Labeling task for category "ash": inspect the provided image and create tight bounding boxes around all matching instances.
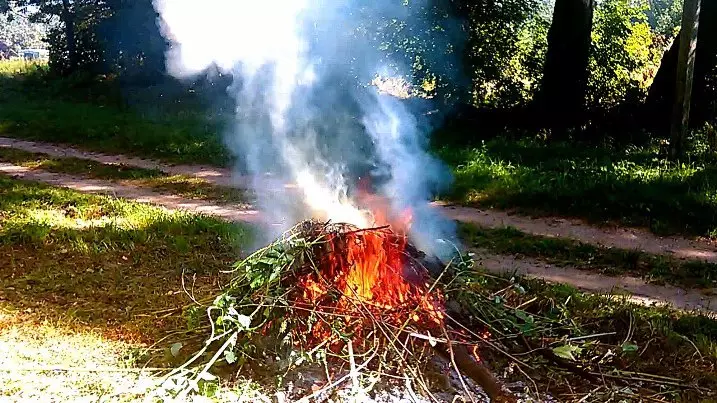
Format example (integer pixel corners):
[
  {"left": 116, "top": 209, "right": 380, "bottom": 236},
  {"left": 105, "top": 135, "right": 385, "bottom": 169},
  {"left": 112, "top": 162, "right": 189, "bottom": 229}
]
[{"left": 269, "top": 355, "right": 550, "bottom": 403}]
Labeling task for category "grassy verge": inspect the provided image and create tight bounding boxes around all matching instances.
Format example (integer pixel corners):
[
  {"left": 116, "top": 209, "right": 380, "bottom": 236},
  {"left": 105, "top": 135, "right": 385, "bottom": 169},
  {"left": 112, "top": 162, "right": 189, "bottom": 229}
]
[
  {"left": 460, "top": 222, "right": 717, "bottom": 288},
  {"left": 0, "top": 61, "right": 231, "bottom": 166},
  {"left": 437, "top": 139, "right": 717, "bottom": 238},
  {"left": 0, "top": 147, "right": 251, "bottom": 204},
  {"left": 0, "top": 174, "right": 253, "bottom": 401}
]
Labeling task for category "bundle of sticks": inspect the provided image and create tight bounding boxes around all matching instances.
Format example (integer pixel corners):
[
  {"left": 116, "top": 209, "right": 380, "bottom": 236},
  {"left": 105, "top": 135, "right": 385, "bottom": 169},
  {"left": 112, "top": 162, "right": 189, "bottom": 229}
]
[{"left": 202, "top": 221, "right": 516, "bottom": 402}]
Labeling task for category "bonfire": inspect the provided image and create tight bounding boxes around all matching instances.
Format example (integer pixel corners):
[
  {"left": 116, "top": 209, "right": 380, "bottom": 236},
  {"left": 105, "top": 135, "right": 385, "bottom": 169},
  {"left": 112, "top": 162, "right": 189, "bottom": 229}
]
[{"left": 166, "top": 216, "right": 517, "bottom": 402}]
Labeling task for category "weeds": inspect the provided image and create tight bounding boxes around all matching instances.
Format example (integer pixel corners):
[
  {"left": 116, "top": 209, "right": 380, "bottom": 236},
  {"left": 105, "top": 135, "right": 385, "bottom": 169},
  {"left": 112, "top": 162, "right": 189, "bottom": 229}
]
[{"left": 456, "top": 263, "right": 717, "bottom": 400}]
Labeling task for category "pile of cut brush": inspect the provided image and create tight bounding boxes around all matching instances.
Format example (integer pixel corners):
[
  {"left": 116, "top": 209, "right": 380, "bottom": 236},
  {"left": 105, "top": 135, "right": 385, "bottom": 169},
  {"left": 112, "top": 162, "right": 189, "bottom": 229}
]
[{"left": 165, "top": 220, "right": 516, "bottom": 402}]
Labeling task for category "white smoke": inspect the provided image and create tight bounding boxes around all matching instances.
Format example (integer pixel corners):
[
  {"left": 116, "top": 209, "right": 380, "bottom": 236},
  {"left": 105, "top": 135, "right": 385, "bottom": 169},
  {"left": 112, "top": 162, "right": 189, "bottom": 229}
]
[{"left": 153, "top": 0, "right": 457, "bottom": 258}]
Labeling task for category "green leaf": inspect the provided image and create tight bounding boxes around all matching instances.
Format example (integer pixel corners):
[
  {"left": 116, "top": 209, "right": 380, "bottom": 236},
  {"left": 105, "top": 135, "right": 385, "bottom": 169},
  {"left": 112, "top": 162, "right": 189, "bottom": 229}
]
[
  {"left": 170, "top": 342, "right": 183, "bottom": 357},
  {"left": 514, "top": 309, "right": 533, "bottom": 323},
  {"left": 224, "top": 350, "right": 237, "bottom": 364},
  {"left": 552, "top": 344, "right": 582, "bottom": 361},
  {"left": 519, "top": 322, "right": 535, "bottom": 335},
  {"left": 621, "top": 342, "right": 638, "bottom": 353}
]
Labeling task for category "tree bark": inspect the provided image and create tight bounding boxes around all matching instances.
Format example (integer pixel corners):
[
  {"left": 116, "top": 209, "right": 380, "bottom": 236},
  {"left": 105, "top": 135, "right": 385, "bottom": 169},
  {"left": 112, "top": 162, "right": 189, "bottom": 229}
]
[
  {"left": 61, "top": 0, "right": 78, "bottom": 71},
  {"left": 536, "top": 0, "right": 595, "bottom": 138},
  {"left": 669, "top": 0, "right": 701, "bottom": 159},
  {"left": 646, "top": 0, "right": 717, "bottom": 137}
]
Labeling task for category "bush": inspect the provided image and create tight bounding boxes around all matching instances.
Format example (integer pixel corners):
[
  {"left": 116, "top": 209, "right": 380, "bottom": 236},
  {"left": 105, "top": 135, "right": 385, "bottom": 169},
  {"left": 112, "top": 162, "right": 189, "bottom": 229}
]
[{"left": 588, "top": 0, "right": 664, "bottom": 111}]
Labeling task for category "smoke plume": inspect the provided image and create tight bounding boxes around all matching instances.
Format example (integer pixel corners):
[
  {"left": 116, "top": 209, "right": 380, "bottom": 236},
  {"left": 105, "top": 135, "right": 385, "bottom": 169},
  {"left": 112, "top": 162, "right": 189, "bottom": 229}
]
[{"left": 153, "top": 0, "right": 459, "bottom": 259}]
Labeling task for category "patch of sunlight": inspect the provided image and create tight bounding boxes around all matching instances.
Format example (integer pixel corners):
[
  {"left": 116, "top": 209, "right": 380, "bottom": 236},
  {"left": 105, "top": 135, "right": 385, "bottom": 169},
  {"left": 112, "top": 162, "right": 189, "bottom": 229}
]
[
  {"left": 0, "top": 60, "right": 47, "bottom": 77},
  {"left": 0, "top": 318, "right": 160, "bottom": 402},
  {"left": 0, "top": 313, "right": 274, "bottom": 402},
  {"left": 13, "top": 201, "right": 191, "bottom": 234},
  {"left": 372, "top": 75, "right": 414, "bottom": 99},
  {"left": 23, "top": 208, "right": 132, "bottom": 230},
  {"left": 465, "top": 190, "right": 492, "bottom": 203}
]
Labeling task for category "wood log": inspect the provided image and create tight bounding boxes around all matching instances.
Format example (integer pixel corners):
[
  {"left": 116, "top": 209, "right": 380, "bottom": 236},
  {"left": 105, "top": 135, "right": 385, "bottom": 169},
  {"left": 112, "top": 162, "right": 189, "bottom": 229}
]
[{"left": 434, "top": 344, "right": 517, "bottom": 403}]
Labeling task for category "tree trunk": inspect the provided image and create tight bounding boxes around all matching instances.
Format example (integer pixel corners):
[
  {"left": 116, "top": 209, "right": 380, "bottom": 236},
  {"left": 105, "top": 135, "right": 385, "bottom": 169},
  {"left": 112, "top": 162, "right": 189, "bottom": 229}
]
[
  {"left": 61, "top": 0, "right": 78, "bottom": 71},
  {"left": 646, "top": 0, "right": 717, "bottom": 137},
  {"left": 669, "top": 0, "right": 701, "bottom": 159},
  {"left": 536, "top": 0, "right": 595, "bottom": 139}
]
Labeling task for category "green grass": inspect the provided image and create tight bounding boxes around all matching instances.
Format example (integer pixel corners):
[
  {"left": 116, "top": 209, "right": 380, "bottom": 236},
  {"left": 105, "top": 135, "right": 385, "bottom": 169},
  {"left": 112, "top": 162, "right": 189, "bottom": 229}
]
[
  {"left": 460, "top": 222, "right": 717, "bottom": 287},
  {"left": 0, "top": 147, "right": 252, "bottom": 204},
  {"left": 0, "top": 147, "right": 164, "bottom": 179},
  {"left": 0, "top": 173, "right": 255, "bottom": 401},
  {"left": 0, "top": 174, "right": 252, "bottom": 331},
  {"left": 438, "top": 139, "right": 717, "bottom": 237},
  {"left": 0, "top": 61, "right": 231, "bottom": 166}
]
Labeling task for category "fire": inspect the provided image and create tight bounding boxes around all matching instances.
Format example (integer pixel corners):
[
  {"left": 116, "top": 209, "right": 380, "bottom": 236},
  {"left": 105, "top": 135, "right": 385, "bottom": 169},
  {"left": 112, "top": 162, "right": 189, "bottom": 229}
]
[{"left": 293, "top": 207, "right": 445, "bottom": 350}]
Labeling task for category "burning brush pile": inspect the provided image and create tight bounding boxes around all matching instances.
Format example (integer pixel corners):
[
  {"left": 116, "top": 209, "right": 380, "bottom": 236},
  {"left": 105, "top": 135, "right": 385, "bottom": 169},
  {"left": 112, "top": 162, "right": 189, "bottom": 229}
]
[{"left": 170, "top": 220, "right": 516, "bottom": 402}]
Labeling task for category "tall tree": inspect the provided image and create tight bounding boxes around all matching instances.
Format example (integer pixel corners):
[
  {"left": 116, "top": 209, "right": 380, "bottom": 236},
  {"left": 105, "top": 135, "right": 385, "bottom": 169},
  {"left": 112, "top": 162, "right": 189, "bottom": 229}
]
[
  {"left": 646, "top": 0, "right": 717, "bottom": 137},
  {"left": 536, "top": 0, "right": 595, "bottom": 137},
  {"left": 60, "top": 0, "right": 77, "bottom": 69},
  {"left": 669, "top": 0, "right": 700, "bottom": 158}
]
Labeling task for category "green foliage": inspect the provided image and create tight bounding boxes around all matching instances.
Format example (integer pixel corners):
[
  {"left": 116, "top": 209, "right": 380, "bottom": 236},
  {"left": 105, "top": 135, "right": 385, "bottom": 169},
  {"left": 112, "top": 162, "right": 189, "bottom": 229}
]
[
  {"left": 646, "top": 0, "right": 684, "bottom": 36},
  {"left": 463, "top": 0, "right": 547, "bottom": 107},
  {"left": 481, "top": 8, "right": 550, "bottom": 107},
  {"left": 44, "top": 0, "right": 111, "bottom": 75},
  {"left": 588, "top": 0, "right": 663, "bottom": 109},
  {"left": 2, "top": 0, "right": 164, "bottom": 77}
]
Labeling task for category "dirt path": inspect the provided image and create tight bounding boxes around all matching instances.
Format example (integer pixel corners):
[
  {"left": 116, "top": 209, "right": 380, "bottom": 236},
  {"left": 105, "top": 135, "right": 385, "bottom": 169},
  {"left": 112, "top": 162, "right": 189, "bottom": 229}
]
[
  {"left": 0, "top": 163, "right": 262, "bottom": 224},
  {"left": 1, "top": 160, "right": 715, "bottom": 315},
  {"left": 0, "top": 136, "right": 240, "bottom": 187},
  {"left": 439, "top": 203, "right": 717, "bottom": 263},
  {"left": 2, "top": 136, "right": 717, "bottom": 263},
  {"left": 475, "top": 250, "right": 717, "bottom": 315}
]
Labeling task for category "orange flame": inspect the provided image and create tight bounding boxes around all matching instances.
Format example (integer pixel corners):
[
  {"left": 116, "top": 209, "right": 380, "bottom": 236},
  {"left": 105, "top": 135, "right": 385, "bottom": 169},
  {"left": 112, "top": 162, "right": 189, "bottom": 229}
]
[
  {"left": 295, "top": 224, "right": 444, "bottom": 348},
  {"left": 286, "top": 178, "right": 447, "bottom": 352}
]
